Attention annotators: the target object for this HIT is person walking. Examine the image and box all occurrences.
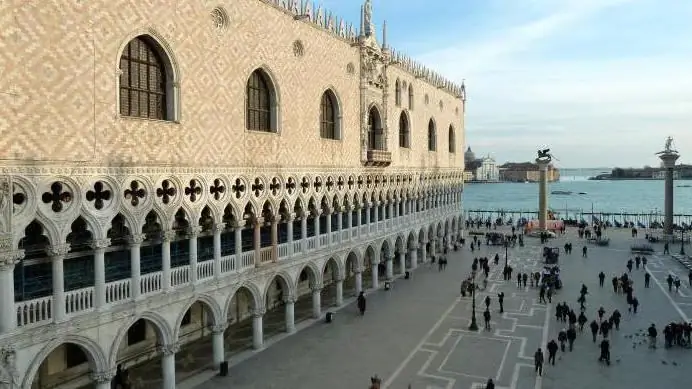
[357,292,367,316]
[590,320,600,343]
[547,340,558,365]
[644,272,651,288]
[483,309,492,330]
[567,327,577,351]
[648,323,657,349]
[498,292,505,313]
[598,272,605,287]
[534,348,544,376]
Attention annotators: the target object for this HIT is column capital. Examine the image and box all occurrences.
[285,212,296,222]
[253,217,265,227]
[48,244,71,257]
[253,309,266,318]
[285,296,297,304]
[323,206,334,215]
[209,323,228,334]
[90,238,111,250]
[311,282,323,292]
[162,230,177,242]
[90,370,115,384]
[312,209,323,217]
[269,214,280,224]
[213,222,226,233]
[0,250,23,270]
[159,343,180,356]
[335,276,344,283]
[187,226,203,238]
[128,233,146,245]
[233,220,246,229]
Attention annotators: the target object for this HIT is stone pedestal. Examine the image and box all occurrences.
[536,159,550,231]
[659,151,679,239]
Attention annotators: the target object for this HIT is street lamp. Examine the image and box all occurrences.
[468,279,479,331]
[680,228,686,256]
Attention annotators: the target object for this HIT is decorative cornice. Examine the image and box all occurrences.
[258,0,358,43]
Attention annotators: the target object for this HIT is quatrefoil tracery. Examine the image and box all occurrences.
[347,176,355,189]
[251,178,264,197]
[232,179,246,199]
[86,181,112,210]
[325,177,334,191]
[285,177,297,195]
[269,177,281,196]
[41,182,72,213]
[313,177,323,192]
[156,180,176,205]
[300,177,310,194]
[210,178,225,200]
[337,177,345,190]
[185,179,202,202]
[124,180,146,207]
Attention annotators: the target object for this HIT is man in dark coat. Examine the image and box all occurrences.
[590,320,600,342]
[534,348,544,376]
[357,291,366,315]
[547,340,559,365]
[567,327,577,351]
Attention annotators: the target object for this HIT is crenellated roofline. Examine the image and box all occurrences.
[257,0,467,101]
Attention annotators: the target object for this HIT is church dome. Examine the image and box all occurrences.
[464,146,476,162]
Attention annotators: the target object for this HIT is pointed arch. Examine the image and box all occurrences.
[224,282,263,319]
[173,295,223,342]
[408,84,414,109]
[448,124,456,153]
[394,78,402,106]
[320,87,342,140]
[246,66,281,133]
[116,30,179,121]
[428,118,437,151]
[398,110,410,148]
[108,311,173,368]
[367,104,384,150]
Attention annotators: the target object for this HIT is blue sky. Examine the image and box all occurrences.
[320,0,692,168]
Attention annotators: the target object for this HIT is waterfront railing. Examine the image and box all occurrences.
[463,208,692,228]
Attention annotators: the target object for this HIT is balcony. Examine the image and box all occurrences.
[365,149,392,167]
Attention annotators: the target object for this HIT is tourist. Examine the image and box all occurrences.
[635,256,641,269]
[558,329,567,352]
[534,348,544,376]
[689,270,692,286]
[664,242,669,254]
[599,339,611,365]
[483,308,492,330]
[485,296,491,310]
[598,271,605,287]
[582,246,588,258]
[590,320,600,342]
[674,276,681,293]
[539,286,547,304]
[522,273,528,288]
[547,340,558,365]
[644,272,651,288]
[597,306,606,322]
[547,287,553,303]
[485,378,495,389]
[642,256,647,268]
[648,323,657,349]
[578,312,587,332]
[357,292,366,316]
[631,297,639,314]
[611,309,621,330]
[517,272,522,287]
[626,259,633,273]
[567,327,577,351]
[667,274,674,292]
[498,292,505,313]
[611,276,618,293]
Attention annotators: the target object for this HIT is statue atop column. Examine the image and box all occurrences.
[536,148,553,164]
[657,136,678,155]
[363,0,375,38]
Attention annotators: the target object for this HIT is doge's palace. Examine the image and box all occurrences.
[0,1,465,388]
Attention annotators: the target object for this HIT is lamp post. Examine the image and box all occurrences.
[680,228,686,256]
[468,278,478,331]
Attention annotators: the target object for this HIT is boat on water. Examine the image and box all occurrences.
[551,190,573,195]
[677,185,692,188]
[578,192,587,195]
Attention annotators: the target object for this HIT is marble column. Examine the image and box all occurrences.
[410,245,418,270]
[286,213,295,256]
[397,251,405,275]
[300,213,308,252]
[311,286,322,318]
[91,372,114,389]
[355,270,363,293]
[325,208,332,245]
[253,218,262,267]
[0,251,21,333]
[346,208,353,239]
[336,211,343,243]
[386,256,394,279]
[335,279,344,306]
[160,344,178,389]
[212,223,224,278]
[211,324,227,367]
[161,231,175,292]
[659,151,680,238]
[128,234,145,300]
[91,238,110,310]
[365,202,371,226]
[49,244,70,323]
[270,216,278,262]
[421,241,428,263]
[314,210,322,249]
[536,159,550,231]
[285,299,296,333]
[188,227,200,284]
[252,312,264,349]
[371,262,379,289]
[234,222,244,264]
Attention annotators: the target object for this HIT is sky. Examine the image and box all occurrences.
[319,0,692,168]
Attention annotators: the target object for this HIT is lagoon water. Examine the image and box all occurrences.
[463,168,692,215]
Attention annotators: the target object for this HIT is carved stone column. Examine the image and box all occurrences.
[91,370,115,389]
[285,297,296,333]
[252,310,265,350]
[128,234,145,300]
[161,231,176,292]
[325,207,333,245]
[253,217,263,267]
[210,323,228,367]
[314,209,322,249]
[0,250,22,333]
[49,244,70,323]
[355,268,363,293]
[234,220,244,266]
[286,212,295,256]
[187,226,201,284]
[311,283,322,319]
[90,238,111,310]
[300,212,308,253]
[270,215,278,262]
[212,223,225,278]
[159,343,179,389]
[335,277,344,306]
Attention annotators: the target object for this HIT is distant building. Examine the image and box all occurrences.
[463,147,500,182]
[499,162,560,182]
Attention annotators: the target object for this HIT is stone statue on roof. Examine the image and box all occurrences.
[364,0,374,37]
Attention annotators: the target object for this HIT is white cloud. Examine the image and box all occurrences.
[414,0,692,167]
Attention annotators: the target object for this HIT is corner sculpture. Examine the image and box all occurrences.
[536,148,553,163]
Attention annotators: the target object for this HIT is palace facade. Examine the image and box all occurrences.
[0,1,465,389]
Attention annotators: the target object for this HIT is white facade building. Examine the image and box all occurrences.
[475,157,500,182]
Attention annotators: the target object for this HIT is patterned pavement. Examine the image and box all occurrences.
[187,228,692,389]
